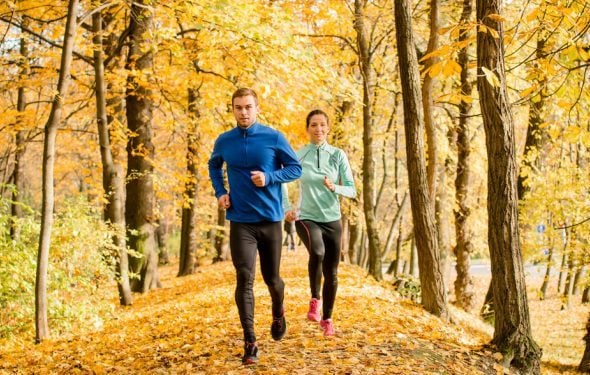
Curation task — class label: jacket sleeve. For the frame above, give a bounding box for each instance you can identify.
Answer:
[333,150,356,198]
[208,138,227,198]
[266,132,302,185]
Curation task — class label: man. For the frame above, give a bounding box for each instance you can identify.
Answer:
[208,88,302,365]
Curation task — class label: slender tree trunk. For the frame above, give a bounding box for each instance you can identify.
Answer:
[394,0,448,320]
[582,287,590,304]
[453,0,476,312]
[422,0,439,200]
[35,0,79,343]
[11,15,30,241]
[393,221,403,277]
[125,0,159,292]
[178,87,201,275]
[558,230,569,293]
[409,236,418,278]
[564,257,575,309]
[540,249,553,300]
[580,313,590,372]
[93,6,132,305]
[348,220,360,265]
[354,0,383,280]
[517,35,548,200]
[476,0,541,370]
[382,193,408,259]
[574,266,586,296]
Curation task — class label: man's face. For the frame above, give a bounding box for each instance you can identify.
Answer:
[233,95,259,128]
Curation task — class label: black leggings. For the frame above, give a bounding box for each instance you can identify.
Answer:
[230,221,284,343]
[295,219,342,320]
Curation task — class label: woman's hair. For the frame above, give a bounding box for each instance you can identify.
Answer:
[232,88,258,105]
[305,109,329,128]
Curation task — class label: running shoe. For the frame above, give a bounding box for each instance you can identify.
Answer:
[307,298,321,322]
[271,308,287,341]
[320,319,335,336]
[242,341,258,365]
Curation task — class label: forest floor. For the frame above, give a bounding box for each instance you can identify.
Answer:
[0,250,587,374]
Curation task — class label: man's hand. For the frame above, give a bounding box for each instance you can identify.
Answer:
[250,171,266,187]
[218,194,231,210]
[285,209,298,222]
[323,176,335,192]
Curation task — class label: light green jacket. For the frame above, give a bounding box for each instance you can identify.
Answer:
[294,142,356,222]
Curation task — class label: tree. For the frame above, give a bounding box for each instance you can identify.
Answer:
[125,0,159,292]
[476,0,541,371]
[353,0,383,280]
[581,314,590,373]
[453,0,476,312]
[35,0,79,343]
[394,0,448,320]
[178,87,200,276]
[92,2,132,305]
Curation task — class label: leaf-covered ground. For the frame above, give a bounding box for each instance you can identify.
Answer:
[0,251,586,374]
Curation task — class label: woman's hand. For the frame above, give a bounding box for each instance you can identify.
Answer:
[323,176,335,192]
[285,209,298,222]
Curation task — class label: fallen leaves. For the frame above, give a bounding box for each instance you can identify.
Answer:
[0,252,539,374]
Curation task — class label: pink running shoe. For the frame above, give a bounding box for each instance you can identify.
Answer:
[320,319,335,336]
[307,298,321,322]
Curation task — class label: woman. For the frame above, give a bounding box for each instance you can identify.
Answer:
[285,109,356,336]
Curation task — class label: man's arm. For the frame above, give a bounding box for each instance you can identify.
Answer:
[208,138,227,198]
[266,133,302,185]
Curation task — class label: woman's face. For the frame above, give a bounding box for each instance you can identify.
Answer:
[307,114,329,144]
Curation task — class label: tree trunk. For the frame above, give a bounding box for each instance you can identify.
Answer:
[557,230,569,293]
[93,6,132,305]
[580,313,590,372]
[354,0,383,280]
[409,235,418,278]
[178,87,201,276]
[213,207,227,262]
[476,0,541,370]
[348,220,360,265]
[453,0,476,312]
[540,248,553,300]
[517,35,548,200]
[480,281,495,324]
[125,0,159,292]
[574,266,586,296]
[422,0,439,201]
[394,0,448,320]
[35,0,79,343]
[11,15,30,241]
[582,287,590,304]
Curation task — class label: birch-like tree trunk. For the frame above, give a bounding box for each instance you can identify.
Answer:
[35,0,79,343]
[476,0,541,370]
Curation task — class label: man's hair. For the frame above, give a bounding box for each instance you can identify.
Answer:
[305,109,329,128]
[232,88,258,106]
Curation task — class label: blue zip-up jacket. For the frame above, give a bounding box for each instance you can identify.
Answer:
[208,122,302,223]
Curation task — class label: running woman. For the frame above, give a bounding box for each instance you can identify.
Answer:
[285,109,356,336]
[208,88,301,364]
